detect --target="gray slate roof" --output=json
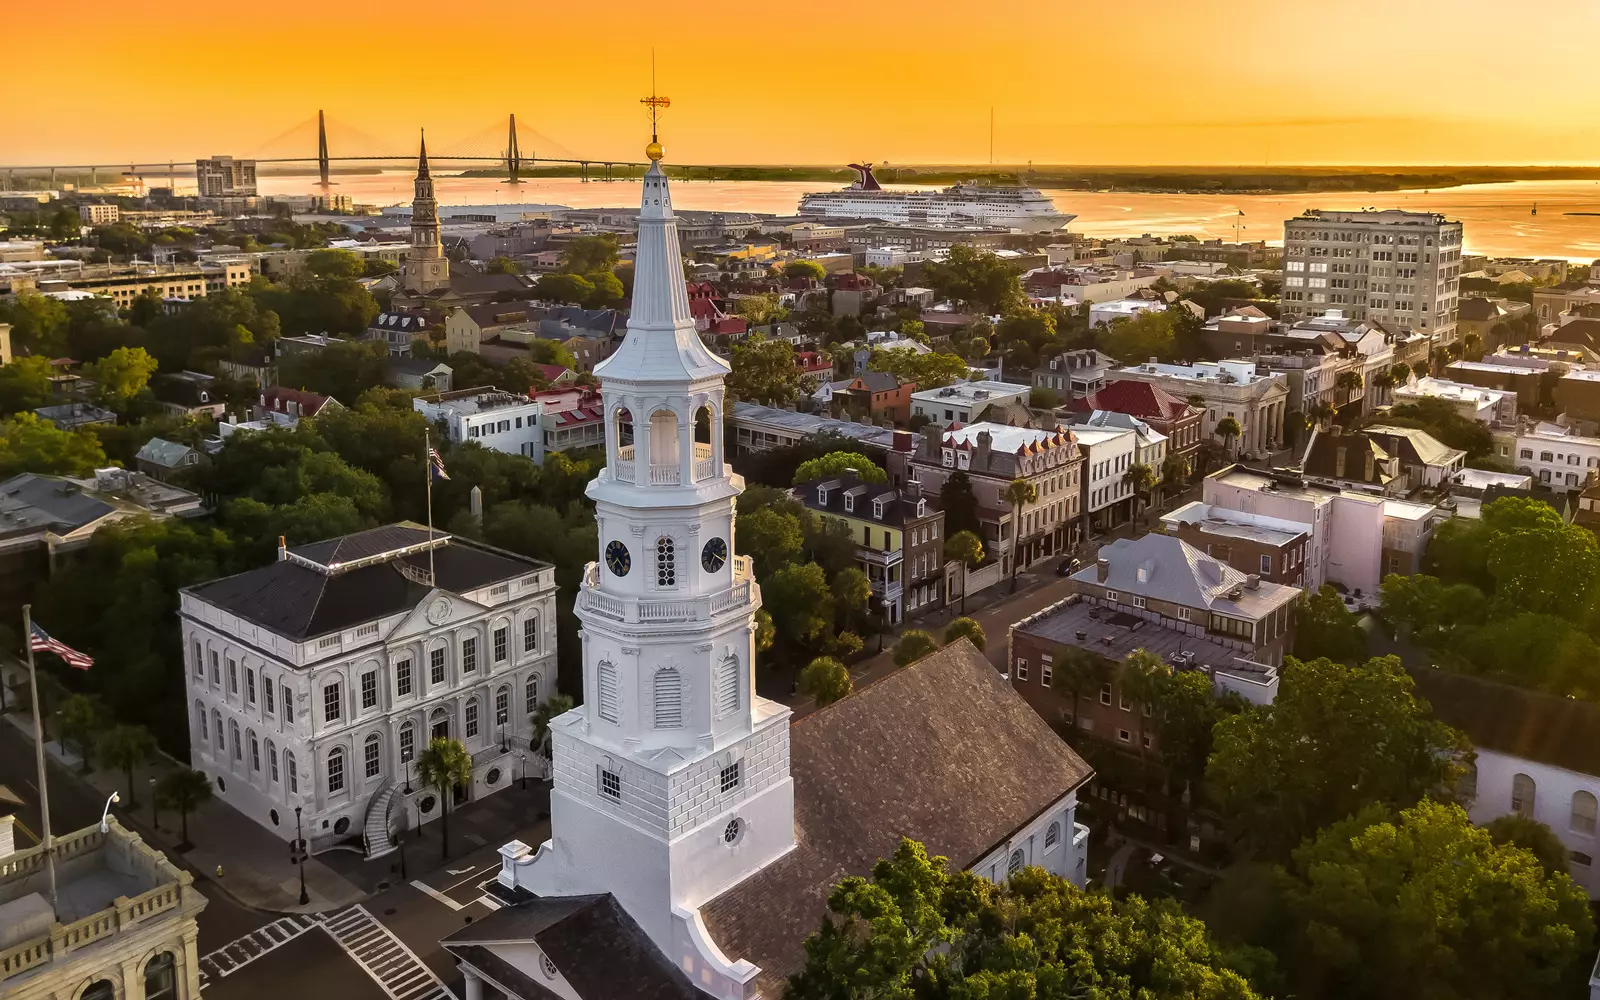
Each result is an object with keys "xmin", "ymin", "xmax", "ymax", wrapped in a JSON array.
[
  {"xmin": 0, "ymin": 474, "xmax": 113, "ymax": 537},
  {"xmin": 700, "ymin": 639, "xmax": 1092, "ymax": 996},
  {"xmin": 135, "ymin": 437, "xmax": 196, "ymax": 468},
  {"xmin": 1071, "ymin": 533, "xmax": 1299, "ymax": 619}
]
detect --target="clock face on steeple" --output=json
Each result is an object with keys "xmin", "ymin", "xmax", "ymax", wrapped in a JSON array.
[
  {"xmin": 701, "ymin": 537, "xmax": 728, "ymax": 573},
  {"xmin": 605, "ymin": 540, "xmax": 631, "ymax": 576}
]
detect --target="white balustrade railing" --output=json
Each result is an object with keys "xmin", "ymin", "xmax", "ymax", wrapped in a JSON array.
[
  {"xmin": 650, "ymin": 465, "xmax": 681, "ymax": 485},
  {"xmin": 578, "ymin": 570, "xmax": 756, "ymax": 625},
  {"xmin": 615, "ymin": 460, "xmax": 635, "ymax": 482}
]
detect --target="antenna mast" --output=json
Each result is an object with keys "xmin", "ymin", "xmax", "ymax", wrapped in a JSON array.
[{"xmin": 640, "ymin": 51, "xmax": 671, "ymax": 160}]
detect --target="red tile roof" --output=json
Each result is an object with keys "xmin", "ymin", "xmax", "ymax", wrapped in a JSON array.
[{"xmin": 1067, "ymin": 379, "xmax": 1195, "ymax": 421}]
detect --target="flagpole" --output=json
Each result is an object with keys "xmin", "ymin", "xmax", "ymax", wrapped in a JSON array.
[
  {"xmin": 22, "ymin": 605, "xmax": 58, "ymax": 912},
  {"xmin": 425, "ymin": 427, "xmax": 436, "ymax": 588}
]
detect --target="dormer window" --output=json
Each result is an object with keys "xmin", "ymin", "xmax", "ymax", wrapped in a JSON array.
[
  {"xmin": 917, "ymin": 498, "xmax": 927, "ymax": 517},
  {"xmin": 957, "ymin": 452, "xmax": 970, "ymax": 470},
  {"xmin": 942, "ymin": 448, "xmax": 954, "ymax": 468},
  {"xmin": 817, "ymin": 487, "xmax": 829, "ymax": 505},
  {"xmin": 872, "ymin": 498, "xmax": 886, "ymax": 520},
  {"xmin": 843, "ymin": 492, "xmax": 855, "ymax": 513}
]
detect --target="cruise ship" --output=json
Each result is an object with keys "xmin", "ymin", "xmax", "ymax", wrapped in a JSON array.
[{"xmin": 797, "ymin": 163, "xmax": 1076, "ymax": 233}]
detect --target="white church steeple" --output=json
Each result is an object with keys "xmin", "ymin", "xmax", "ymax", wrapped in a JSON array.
[{"xmin": 501, "ymin": 112, "xmax": 796, "ymax": 995}]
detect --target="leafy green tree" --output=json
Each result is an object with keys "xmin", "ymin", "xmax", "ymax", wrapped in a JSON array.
[
  {"xmin": 919, "ymin": 245, "xmax": 1024, "ymax": 313},
  {"xmin": 534, "ymin": 272, "xmax": 594, "ymax": 305},
  {"xmin": 785, "ymin": 838, "xmax": 1262, "ymax": 1000},
  {"xmin": 0, "ymin": 356, "xmax": 55, "ymax": 414},
  {"xmin": 782, "ymin": 259, "xmax": 827, "ymax": 282},
  {"xmin": 1097, "ymin": 307, "xmax": 1177, "ymax": 364},
  {"xmin": 1160, "ymin": 449, "xmax": 1191, "ymax": 490},
  {"xmin": 1292, "ymin": 584, "xmax": 1368, "ymax": 663},
  {"xmin": 1118, "ymin": 649, "xmax": 1168, "ymax": 761},
  {"xmin": 798, "ymin": 656, "xmax": 852, "ymax": 707},
  {"xmin": 1123, "ymin": 461, "xmax": 1157, "ymax": 528},
  {"xmin": 1150, "ymin": 666, "xmax": 1227, "ymax": 787},
  {"xmin": 86, "ymin": 346, "xmax": 158, "ymax": 412},
  {"xmin": 276, "ymin": 339, "xmax": 391, "ymax": 404},
  {"xmin": 416, "ymin": 736, "xmax": 473, "ymax": 860},
  {"xmin": 156, "ymin": 768, "xmax": 212, "ymax": 851},
  {"xmin": 1048, "ymin": 646, "xmax": 1112, "ymax": 738},
  {"xmin": 866, "ymin": 346, "xmax": 972, "ymax": 390},
  {"xmin": 1214, "ymin": 415, "xmax": 1242, "ymax": 457},
  {"xmin": 765, "ymin": 563, "xmax": 834, "ymax": 648},
  {"xmin": 253, "ymin": 272, "xmax": 378, "ymax": 336},
  {"xmin": 939, "ymin": 471, "xmax": 981, "ymax": 538},
  {"xmin": 735, "ymin": 506, "xmax": 805, "ymax": 578},
  {"xmin": 733, "ymin": 292, "xmax": 789, "ymax": 327},
  {"xmin": 530, "ymin": 693, "xmax": 575, "ymax": 755},
  {"xmin": 57, "ymin": 693, "xmax": 108, "ymax": 773},
  {"xmin": 0, "ymin": 413, "xmax": 108, "ymax": 478},
  {"xmin": 96, "ymin": 724, "xmax": 157, "ymax": 808},
  {"xmin": 893, "ymin": 629, "xmax": 939, "ymax": 666},
  {"xmin": 1487, "ymin": 813, "xmax": 1572, "ymax": 878},
  {"xmin": 1002, "ymin": 477, "xmax": 1037, "ymax": 592},
  {"xmin": 832, "ymin": 567, "xmax": 872, "ymax": 635},
  {"xmin": 1483, "ymin": 496, "xmax": 1599, "ymax": 619},
  {"xmin": 792, "ymin": 451, "xmax": 886, "ymax": 485},
  {"xmin": 559, "ymin": 234, "xmax": 620, "ymax": 275},
  {"xmin": 942, "ymin": 616, "xmax": 985, "ymax": 651},
  {"xmin": 0, "ymin": 291, "xmax": 70, "ymax": 357},
  {"xmin": 1378, "ymin": 397, "xmax": 1494, "ymax": 459},
  {"xmin": 1274, "ymin": 800, "xmax": 1592, "ymax": 1000},
  {"xmin": 583, "ymin": 270, "xmax": 624, "ymax": 308},
  {"xmin": 484, "ymin": 255, "xmax": 523, "ymax": 275},
  {"xmin": 727, "ymin": 334, "xmax": 800, "ymax": 405},
  {"xmin": 1207, "ymin": 654, "xmax": 1466, "ymax": 858},
  {"xmin": 305, "ymin": 248, "xmax": 365, "ymax": 279},
  {"xmin": 943, "ymin": 529, "xmax": 983, "ymax": 570}
]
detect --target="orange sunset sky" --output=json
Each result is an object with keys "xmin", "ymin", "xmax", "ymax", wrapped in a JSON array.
[{"xmin": 8, "ymin": 0, "xmax": 1600, "ymax": 167}]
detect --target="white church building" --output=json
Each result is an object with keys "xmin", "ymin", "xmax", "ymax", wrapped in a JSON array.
[{"xmin": 440, "ymin": 134, "xmax": 1094, "ymax": 1000}]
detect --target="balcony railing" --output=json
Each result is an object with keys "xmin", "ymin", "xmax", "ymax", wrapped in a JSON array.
[
  {"xmin": 578, "ymin": 556, "xmax": 755, "ymax": 625},
  {"xmin": 609, "ymin": 443, "xmax": 721, "ymax": 485}
]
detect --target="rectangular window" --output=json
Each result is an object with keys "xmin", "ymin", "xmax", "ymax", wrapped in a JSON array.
[
  {"xmin": 324, "ymin": 682, "xmax": 342, "ymax": 723},
  {"xmin": 495, "ymin": 690, "xmax": 509, "ymax": 726},
  {"xmin": 283, "ymin": 685, "xmax": 294, "ymax": 724},
  {"xmin": 524, "ymin": 617, "xmax": 538, "ymax": 653},
  {"xmin": 465, "ymin": 700, "xmax": 479, "ymax": 738},
  {"xmin": 1100, "ymin": 683, "xmax": 1113, "ymax": 706},
  {"xmin": 210, "ymin": 650, "xmax": 220, "ymax": 684},
  {"xmin": 227, "ymin": 658, "xmax": 238, "ymax": 694},
  {"xmin": 361, "ymin": 671, "xmax": 377, "ymax": 710},
  {"xmin": 1016, "ymin": 658, "xmax": 1029, "ymax": 681},
  {"xmin": 720, "ymin": 761, "xmax": 742, "ymax": 793},
  {"xmin": 600, "ymin": 767, "xmax": 621, "ymax": 801},
  {"xmin": 245, "ymin": 668, "xmax": 256, "ymax": 705},
  {"xmin": 526, "ymin": 677, "xmax": 539, "ymax": 715},
  {"xmin": 192, "ymin": 641, "xmax": 202, "ymax": 678},
  {"xmin": 462, "ymin": 637, "xmax": 477, "ymax": 673},
  {"xmin": 328, "ymin": 752, "xmax": 344, "ymax": 792},
  {"xmin": 494, "ymin": 627, "xmax": 508, "ymax": 663},
  {"xmin": 1260, "ymin": 554, "xmax": 1272, "ymax": 574},
  {"xmin": 1118, "ymin": 729, "xmax": 1132, "ymax": 743},
  {"xmin": 1041, "ymin": 656, "xmax": 1053, "ymax": 685},
  {"xmin": 1177, "ymin": 607, "xmax": 1191, "ymax": 622},
  {"xmin": 430, "ymin": 648, "xmax": 446, "ymax": 684},
  {"xmin": 250, "ymin": 735, "xmax": 260, "ymax": 772},
  {"xmin": 1105, "ymin": 590, "xmax": 1119, "ymax": 603},
  {"xmin": 400, "ymin": 726, "xmax": 415, "ymax": 762},
  {"xmin": 269, "ymin": 747, "xmax": 279, "ymax": 782},
  {"xmin": 396, "ymin": 659, "xmax": 413, "ymax": 697},
  {"xmin": 1131, "ymin": 596, "xmax": 1147, "ymax": 610},
  {"xmin": 364, "ymin": 739, "xmax": 380, "ymax": 778},
  {"xmin": 264, "ymin": 679, "xmax": 275, "ymax": 716}
]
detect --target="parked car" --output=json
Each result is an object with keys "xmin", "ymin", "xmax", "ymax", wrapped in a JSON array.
[{"xmin": 1055, "ymin": 557, "xmax": 1080, "ymax": 576}]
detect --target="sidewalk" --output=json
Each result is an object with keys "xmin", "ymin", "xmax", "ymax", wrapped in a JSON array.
[{"xmin": 0, "ymin": 697, "xmax": 549, "ymax": 915}]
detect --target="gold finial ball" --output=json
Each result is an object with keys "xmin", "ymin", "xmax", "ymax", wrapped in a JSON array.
[{"xmin": 645, "ymin": 141, "xmax": 664, "ymax": 162}]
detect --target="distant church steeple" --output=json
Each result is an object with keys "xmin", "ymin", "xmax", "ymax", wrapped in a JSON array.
[{"xmin": 402, "ymin": 130, "xmax": 449, "ymax": 295}]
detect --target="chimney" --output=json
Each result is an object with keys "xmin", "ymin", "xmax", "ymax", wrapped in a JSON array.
[
  {"xmin": 1096, "ymin": 557, "xmax": 1110, "ymax": 583},
  {"xmin": 1246, "ymin": 573, "xmax": 1261, "ymax": 589},
  {"xmin": 975, "ymin": 429, "xmax": 992, "ymax": 469},
  {"xmin": 893, "ymin": 430, "xmax": 913, "ymax": 453},
  {"xmin": 277, "ymin": 535, "xmax": 287, "ymax": 561}
]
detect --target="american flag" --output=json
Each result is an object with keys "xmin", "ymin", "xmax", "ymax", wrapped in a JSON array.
[
  {"xmin": 429, "ymin": 448, "xmax": 450, "ymax": 481},
  {"xmin": 30, "ymin": 622, "xmax": 93, "ymax": 670}
]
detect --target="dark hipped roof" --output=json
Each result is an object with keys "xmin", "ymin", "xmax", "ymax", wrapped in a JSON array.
[
  {"xmin": 0, "ymin": 473, "xmax": 114, "ymax": 537},
  {"xmin": 183, "ymin": 525, "xmax": 546, "ymax": 642},
  {"xmin": 700, "ymin": 639, "xmax": 1092, "ymax": 996},
  {"xmin": 1407, "ymin": 667, "xmax": 1600, "ymax": 777},
  {"xmin": 442, "ymin": 894, "xmax": 700, "ymax": 1000}
]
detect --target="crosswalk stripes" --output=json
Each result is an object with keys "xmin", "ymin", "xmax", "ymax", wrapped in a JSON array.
[
  {"xmin": 197, "ymin": 913, "xmax": 327, "ymax": 987},
  {"xmin": 323, "ymin": 904, "xmax": 457, "ymax": 1000}
]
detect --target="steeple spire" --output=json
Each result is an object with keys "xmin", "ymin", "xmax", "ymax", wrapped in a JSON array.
[
  {"xmin": 417, "ymin": 128, "xmax": 431, "ymax": 179},
  {"xmin": 401, "ymin": 127, "xmax": 448, "ymax": 295}
]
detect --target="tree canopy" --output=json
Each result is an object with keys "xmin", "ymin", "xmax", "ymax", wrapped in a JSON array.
[
  {"xmin": 919, "ymin": 246, "xmax": 1024, "ymax": 313},
  {"xmin": 728, "ymin": 334, "xmax": 801, "ymax": 405},
  {"xmin": 866, "ymin": 346, "xmax": 972, "ymax": 390},
  {"xmin": 792, "ymin": 451, "xmax": 886, "ymax": 485}
]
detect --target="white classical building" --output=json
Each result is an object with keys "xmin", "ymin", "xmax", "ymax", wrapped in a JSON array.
[
  {"xmin": 442, "ymin": 140, "xmax": 1093, "ymax": 1000},
  {"xmin": 414, "ymin": 388, "xmax": 545, "ymax": 461},
  {"xmin": 179, "ymin": 526, "xmax": 558, "ymax": 856},
  {"xmin": 1113, "ymin": 360, "xmax": 1290, "ymax": 459}
]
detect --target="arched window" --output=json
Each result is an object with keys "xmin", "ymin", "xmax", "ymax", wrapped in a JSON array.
[
  {"xmin": 364, "ymin": 734, "xmax": 382, "ymax": 779},
  {"xmin": 400, "ymin": 723, "xmax": 415, "ymax": 763},
  {"xmin": 267, "ymin": 740, "xmax": 279, "ymax": 783},
  {"xmin": 525, "ymin": 676, "xmax": 540, "ymax": 716},
  {"xmin": 249, "ymin": 731, "xmax": 260, "ymax": 772},
  {"xmin": 196, "ymin": 701, "xmax": 208, "ymax": 742},
  {"xmin": 229, "ymin": 720, "xmax": 242, "ymax": 761},
  {"xmin": 327, "ymin": 747, "xmax": 345, "ymax": 793},
  {"xmin": 286, "ymin": 752, "xmax": 298, "ymax": 794},
  {"xmin": 495, "ymin": 687, "xmax": 510, "ymax": 727},
  {"xmin": 649, "ymin": 407, "xmax": 680, "ymax": 472},
  {"xmin": 597, "ymin": 660, "xmax": 619, "ymax": 723},
  {"xmin": 213, "ymin": 710, "xmax": 223, "ymax": 752},
  {"xmin": 653, "ymin": 668, "xmax": 683, "ymax": 728},
  {"xmin": 144, "ymin": 951, "xmax": 178, "ymax": 1000},
  {"xmin": 1007, "ymin": 849, "xmax": 1024, "ymax": 875},
  {"xmin": 1045, "ymin": 822, "xmax": 1061, "ymax": 848},
  {"xmin": 80, "ymin": 981, "xmax": 115, "ymax": 1000},
  {"xmin": 1512, "ymin": 773, "xmax": 1536, "ymax": 817},
  {"xmin": 465, "ymin": 698, "xmax": 480, "ymax": 739},
  {"xmin": 656, "ymin": 536, "xmax": 676, "ymax": 587},
  {"xmin": 1573, "ymin": 791, "xmax": 1598, "ymax": 835},
  {"xmin": 713, "ymin": 656, "xmax": 740, "ymax": 718}
]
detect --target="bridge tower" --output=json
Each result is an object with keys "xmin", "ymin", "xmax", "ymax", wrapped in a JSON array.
[
  {"xmin": 506, "ymin": 113, "xmax": 522, "ymax": 184},
  {"xmin": 317, "ymin": 110, "xmax": 330, "ymax": 187}
]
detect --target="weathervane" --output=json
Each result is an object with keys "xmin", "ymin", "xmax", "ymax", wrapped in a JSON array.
[{"xmin": 640, "ymin": 52, "xmax": 670, "ymax": 162}]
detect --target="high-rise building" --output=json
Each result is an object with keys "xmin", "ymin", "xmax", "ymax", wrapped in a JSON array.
[
  {"xmin": 194, "ymin": 156, "xmax": 257, "ymax": 197},
  {"xmin": 1280, "ymin": 209, "xmax": 1464, "ymax": 349},
  {"xmin": 401, "ymin": 133, "xmax": 450, "ymax": 296}
]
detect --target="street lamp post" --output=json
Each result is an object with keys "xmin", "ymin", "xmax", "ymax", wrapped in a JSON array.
[
  {"xmin": 148, "ymin": 776, "xmax": 158, "ymax": 831},
  {"xmin": 518, "ymin": 753, "xmax": 527, "ymax": 791},
  {"xmin": 394, "ymin": 815, "xmax": 408, "ymax": 881},
  {"xmin": 403, "ymin": 757, "xmax": 412, "ymax": 795},
  {"xmin": 292, "ymin": 806, "xmax": 310, "ymax": 906}
]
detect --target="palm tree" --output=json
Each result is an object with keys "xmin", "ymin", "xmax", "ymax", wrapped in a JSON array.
[
  {"xmin": 1118, "ymin": 649, "xmax": 1170, "ymax": 764},
  {"xmin": 416, "ymin": 737, "xmax": 473, "ymax": 861},
  {"xmin": 1122, "ymin": 462, "xmax": 1157, "ymax": 529},
  {"xmin": 156, "ymin": 769, "xmax": 212, "ymax": 851},
  {"xmin": 944, "ymin": 530, "xmax": 984, "ymax": 614},
  {"xmin": 1002, "ymin": 477, "xmax": 1038, "ymax": 593},
  {"xmin": 530, "ymin": 694, "xmax": 575, "ymax": 757},
  {"xmin": 1048, "ymin": 647, "xmax": 1112, "ymax": 742},
  {"xmin": 798, "ymin": 657, "xmax": 852, "ymax": 707},
  {"xmin": 1389, "ymin": 362, "xmax": 1413, "ymax": 387},
  {"xmin": 1159, "ymin": 451, "xmax": 1189, "ymax": 494},
  {"xmin": 1369, "ymin": 369, "xmax": 1396, "ymax": 404},
  {"xmin": 1308, "ymin": 400, "xmax": 1336, "ymax": 429},
  {"xmin": 1213, "ymin": 416, "xmax": 1242, "ymax": 460},
  {"xmin": 97, "ymin": 724, "xmax": 156, "ymax": 809}
]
